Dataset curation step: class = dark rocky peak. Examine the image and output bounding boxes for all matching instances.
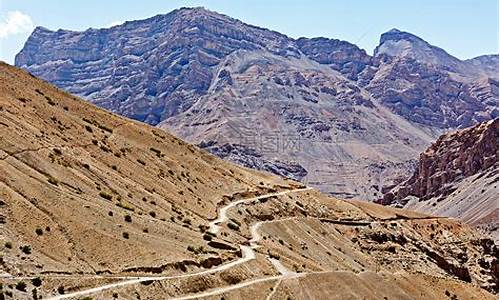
[375,28,458,64]
[296,37,371,80]
[373,28,494,78]
[379,28,428,45]
[14,6,301,125]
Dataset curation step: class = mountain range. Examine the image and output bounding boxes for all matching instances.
[14,7,499,200]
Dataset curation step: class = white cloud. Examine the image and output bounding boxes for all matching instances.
[108,20,123,27]
[0,11,34,39]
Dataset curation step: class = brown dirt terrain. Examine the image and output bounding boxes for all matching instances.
[0,63,497,299]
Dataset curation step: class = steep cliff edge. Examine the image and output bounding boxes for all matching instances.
[381,119,499,238]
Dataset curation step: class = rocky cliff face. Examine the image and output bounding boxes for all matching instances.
[15,7,299,125]
[361,29,499,129]
[14,7,499,199]
[161,49,434,199]
[381,119,499,238]
[384,119,498,201]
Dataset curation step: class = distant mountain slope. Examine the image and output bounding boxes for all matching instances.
[14,7,499,199]
[14,7,299,125]
[161,49,435,199]
[380,119,499,238]
[0,63,498,299]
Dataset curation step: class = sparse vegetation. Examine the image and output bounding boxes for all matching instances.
[116,202,135,211]
[20,245,31,254]
[47,176,59,186]
[100,145,111,152]
[45,96,56,106]
[15,281,26,292]
[99,191,113,201]
[187,245,206,254]
[31,278,42,287]
[149,147,163,158]
[227,222,240,231]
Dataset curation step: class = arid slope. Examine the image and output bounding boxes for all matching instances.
[0,63,497,299]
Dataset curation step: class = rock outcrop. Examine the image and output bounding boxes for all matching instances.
[381,119,499,238]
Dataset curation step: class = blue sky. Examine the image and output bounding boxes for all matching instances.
[0,0,498,64]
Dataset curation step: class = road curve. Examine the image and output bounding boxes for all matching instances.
[43,187,312,300]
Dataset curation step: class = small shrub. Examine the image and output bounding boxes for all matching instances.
[35,228,43,236]
[227,222,240,231]
[149,147,163,158]
[4,242,12,249]
[122,232,129,239]
[85,125,93,133]
[57,286,64,294]
[116,202,135,211]
[45,96,56,106]
[97,124,113,133]
[137,159,146,166]
[21,245,31,254]
[99,191,113,201]
[15,281,26,292]
[111,165,118,171]
[100,145,111,152]
[203,233,213,241]
[149,211,156,218]
[53,148,62,155]
[31,277,42,287]
[124,215,132,223]
[229,218,241,226]
[47,176,59,186]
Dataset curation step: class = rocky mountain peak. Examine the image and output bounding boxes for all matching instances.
[379,28,427,45]
[374,28,456,64]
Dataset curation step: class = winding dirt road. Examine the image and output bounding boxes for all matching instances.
[42,187,312,300]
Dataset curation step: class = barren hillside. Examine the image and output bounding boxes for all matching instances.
[0,63,497,299]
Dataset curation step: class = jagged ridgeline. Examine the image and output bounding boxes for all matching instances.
[14,7,498,200]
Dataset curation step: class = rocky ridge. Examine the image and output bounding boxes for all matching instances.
[14,7,499,199]
[381,119,499,238]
